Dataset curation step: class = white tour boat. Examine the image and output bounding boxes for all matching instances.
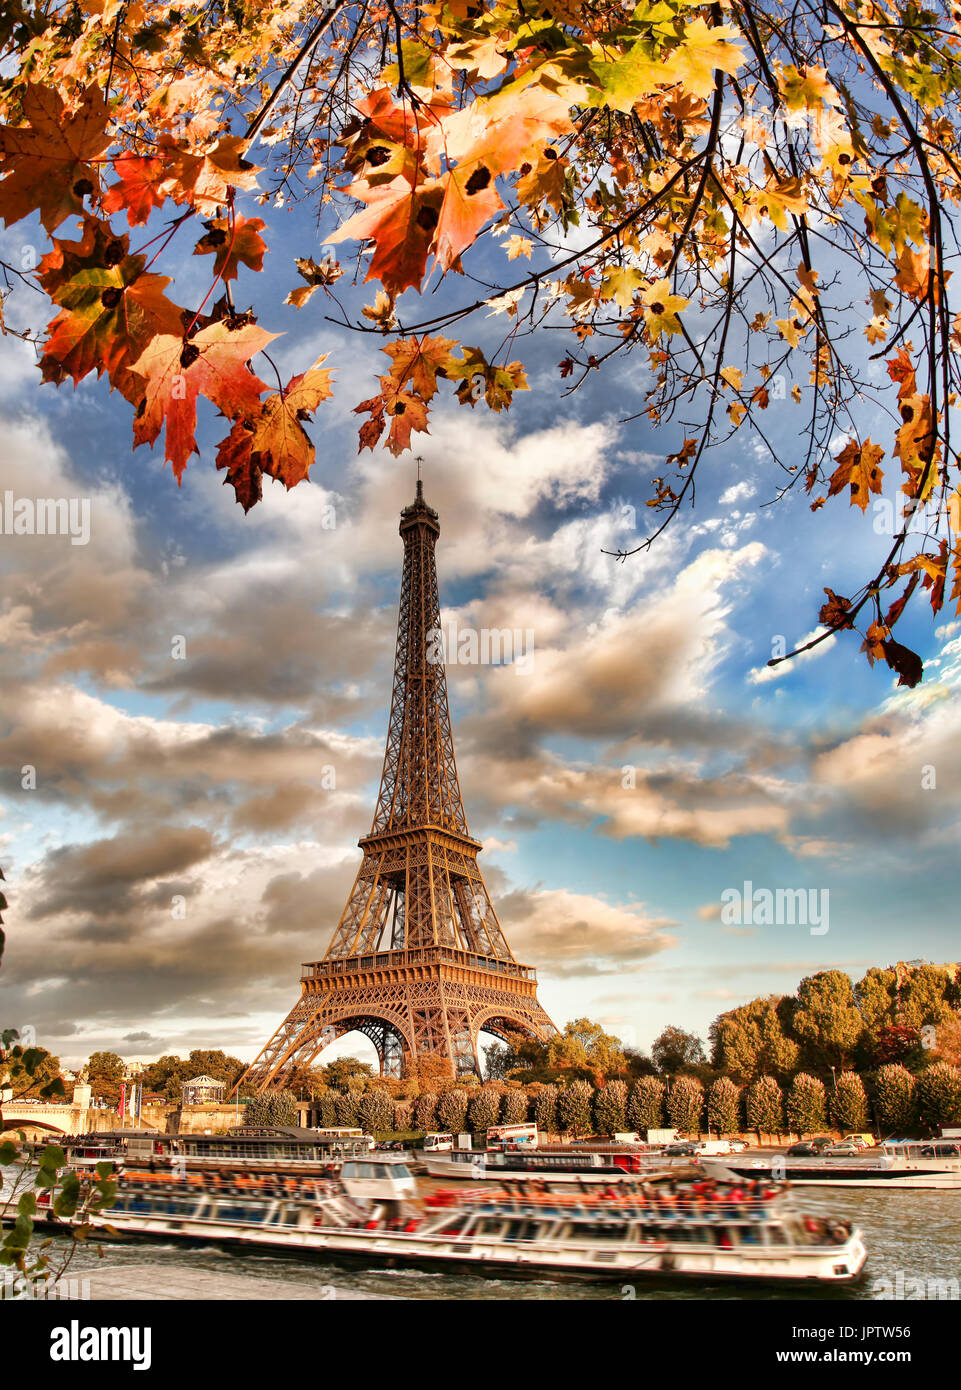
[40,1160,867,1286]
[701,1137,961,1189]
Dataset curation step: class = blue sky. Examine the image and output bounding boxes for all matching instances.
[0,143,958,1073]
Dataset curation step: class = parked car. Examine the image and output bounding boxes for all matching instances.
[664,1141,699,1156]
[787,1142,819,1157]
[824,1142,861,1156]
[843,1133,876,1149]
[809,1136,835,1151]
[727,1139,749,1153]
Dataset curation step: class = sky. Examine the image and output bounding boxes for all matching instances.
[0,122,959,1074]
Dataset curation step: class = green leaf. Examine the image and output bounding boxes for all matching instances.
[37,1143,65,1171]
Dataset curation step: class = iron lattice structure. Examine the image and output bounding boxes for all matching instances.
[239,483,556,1087]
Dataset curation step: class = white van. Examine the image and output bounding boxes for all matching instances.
[423,1132,453,1152]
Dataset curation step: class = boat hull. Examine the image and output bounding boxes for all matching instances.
[45,1209,867,1287]
[701,1157,961,1189]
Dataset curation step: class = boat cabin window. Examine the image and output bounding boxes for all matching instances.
[570,1222,628,1241]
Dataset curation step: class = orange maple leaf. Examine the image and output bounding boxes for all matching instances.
[130,322,276,479]
[327,175,443,295]
[37,218,184,404]
[193,215,267,282]
[101,153,169,227]
[151,134,261,210]
[217,356,334,509]
[827,437,885,511]
[381,335,457,399]
[0,85,109,232]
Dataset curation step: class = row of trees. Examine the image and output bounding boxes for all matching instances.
[272,1062,961,1140]
[488,969,961,1092]
[44,964,961,1119]
[708,967,961,1081]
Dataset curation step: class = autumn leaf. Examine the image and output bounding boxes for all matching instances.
[217,357,333,508]
[503,234,534,260]
[37,217,184,404]
[860,620,890,665]
[827,437,885,511]
[193,215,267,282]
[327,175,443,295]
[758,177,808,230]
[669,19,745,100]
[188,136,261,207]
[361,290,399,331]
[381,335,457,400]
[101,153,168,228]
[130,321,276,479]
[819,588,854,629]
[602,265,643,309]
[434,164,505,269]
[447,346,528,410]
[284,256,344,309]
[894,243,934,301]
[881,638,923,688]
[587,40,664,112]
[152,133,261,210]
[884,570,919,629]
[0,85,109,232]
[778,64,840,110]
[428,86,573,266]
[641,279,687,339]
[950,538,961,617]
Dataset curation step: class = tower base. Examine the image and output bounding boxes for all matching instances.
[242,947,555,1087]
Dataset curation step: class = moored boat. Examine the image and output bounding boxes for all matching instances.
[423,1146,691,1181]
[702,1138,961,1189]
[28,1124,377,1180]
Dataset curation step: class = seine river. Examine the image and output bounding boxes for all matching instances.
[32,1187,961,1301]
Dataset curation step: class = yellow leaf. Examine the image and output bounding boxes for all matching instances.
[776,316,807,348]
[601,265,644,308]
[503,234,534,260]
[670,19,745,100]
[719,365,743,391]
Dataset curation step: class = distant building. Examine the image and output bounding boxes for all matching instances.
[181,1074,226,1106]
[892,959,961,983]
[123,1060,146,1081]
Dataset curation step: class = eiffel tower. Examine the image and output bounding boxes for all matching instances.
[239,479,556,1087]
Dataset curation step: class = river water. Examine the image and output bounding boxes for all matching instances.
[30,1187,961,1301]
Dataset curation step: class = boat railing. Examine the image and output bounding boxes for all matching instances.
[427,1187,787,1219]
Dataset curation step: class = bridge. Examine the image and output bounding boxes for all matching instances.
[1,1099,106,1136]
